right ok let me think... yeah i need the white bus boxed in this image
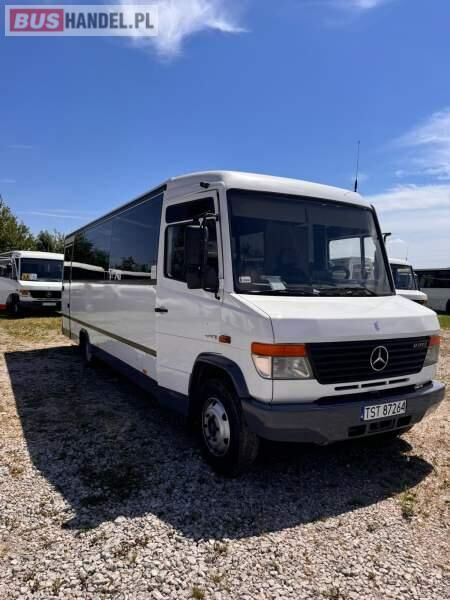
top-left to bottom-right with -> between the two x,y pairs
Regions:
389,259 -> 428,306
416,268 -> 450,314
0,250 -> 63,316
62,171 -> 445,475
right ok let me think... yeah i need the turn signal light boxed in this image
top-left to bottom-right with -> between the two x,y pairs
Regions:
251,343 -> 307,357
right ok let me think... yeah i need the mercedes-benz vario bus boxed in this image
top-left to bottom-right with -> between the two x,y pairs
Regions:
0,250 -> 63,315
62,172 -> 445,475
389,259 -> 428,305
416,268 -> 450,314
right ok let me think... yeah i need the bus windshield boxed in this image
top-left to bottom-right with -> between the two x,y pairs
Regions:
20,258 -> 63,282
390,263 -> 417,290
228,190 -> 393,297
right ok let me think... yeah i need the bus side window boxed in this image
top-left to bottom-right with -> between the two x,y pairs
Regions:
0,261 -> 13,279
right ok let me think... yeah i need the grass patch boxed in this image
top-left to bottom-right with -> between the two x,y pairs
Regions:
439,315 -> 450,330
0,315 -> 62,340
191,586 -> 205,600
400,491 -> 417,520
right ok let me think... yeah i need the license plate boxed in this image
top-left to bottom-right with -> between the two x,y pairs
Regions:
362,400 -> 407,422
42,302 -> 56,306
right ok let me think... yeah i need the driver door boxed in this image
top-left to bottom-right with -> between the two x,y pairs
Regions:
156,192 -> 223,402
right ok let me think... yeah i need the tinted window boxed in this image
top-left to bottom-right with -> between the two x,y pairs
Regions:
165,217 -> 218,284
228,190 -> 392,296
72,221 -> 112,281
109,196 -> 162,284
166,197 -> 214,224
20,259 -> 63,282
424,270 -> 450,289
0,259 -> 13,279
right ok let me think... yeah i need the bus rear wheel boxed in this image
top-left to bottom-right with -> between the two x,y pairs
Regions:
80,332 -> 95,366
198,378 -> 259,477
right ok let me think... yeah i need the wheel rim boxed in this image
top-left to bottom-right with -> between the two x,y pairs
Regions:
202,397 -> 231,457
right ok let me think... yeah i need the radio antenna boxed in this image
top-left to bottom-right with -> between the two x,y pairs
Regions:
353,140 -> 361,193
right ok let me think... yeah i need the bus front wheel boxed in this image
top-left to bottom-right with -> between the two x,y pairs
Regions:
6,295 -> 20,318
198,378 -> 259,477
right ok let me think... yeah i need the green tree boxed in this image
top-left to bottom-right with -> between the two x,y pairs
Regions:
35,229 -> 65,253
0,195 -> 35,253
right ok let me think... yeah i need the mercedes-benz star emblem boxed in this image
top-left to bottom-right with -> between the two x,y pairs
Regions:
370,346 -> 389,372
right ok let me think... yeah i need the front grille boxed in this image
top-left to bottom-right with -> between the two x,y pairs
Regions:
29,290 -> 61,299
308,337 -> 429,385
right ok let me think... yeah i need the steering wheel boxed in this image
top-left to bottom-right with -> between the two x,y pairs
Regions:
331,265 -> 350,281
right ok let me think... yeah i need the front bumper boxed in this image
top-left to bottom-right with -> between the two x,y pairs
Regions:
19,300 -> 61,312
243,381 -> 446,444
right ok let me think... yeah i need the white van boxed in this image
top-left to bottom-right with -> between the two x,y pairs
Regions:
61,171 -> 445,475
389,259 -> 428,305
416,268 -> 450,314
0,250 -> 63,315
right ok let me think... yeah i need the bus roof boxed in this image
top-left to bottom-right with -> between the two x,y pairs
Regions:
0,251 -> 63,261
65,170 -> 369,239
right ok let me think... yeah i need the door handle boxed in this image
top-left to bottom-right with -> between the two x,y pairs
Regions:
155,307 -> 168,313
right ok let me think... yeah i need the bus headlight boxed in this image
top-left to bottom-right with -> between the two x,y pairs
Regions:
424,335 -> 440,367
251,343 -> 313,380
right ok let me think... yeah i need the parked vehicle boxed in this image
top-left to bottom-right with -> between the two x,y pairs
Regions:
389,259 -> 428,305
0,251 -> 63,315
416,268 -> 450,313
62,171 -> 445,475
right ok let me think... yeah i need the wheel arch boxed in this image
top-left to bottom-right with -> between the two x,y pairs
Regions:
188,353 -> 250,421
7,293 -> 19,304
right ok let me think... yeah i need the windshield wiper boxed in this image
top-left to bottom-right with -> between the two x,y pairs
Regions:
316,286 -> 377,297
244,288 -> 318,296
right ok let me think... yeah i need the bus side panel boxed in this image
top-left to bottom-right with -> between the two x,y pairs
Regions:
64,193 -> 163,381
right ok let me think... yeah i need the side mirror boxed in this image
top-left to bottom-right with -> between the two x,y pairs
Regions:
185,224 -> 206,289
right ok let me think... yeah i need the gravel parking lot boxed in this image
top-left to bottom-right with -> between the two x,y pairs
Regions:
0,318 -> 449,600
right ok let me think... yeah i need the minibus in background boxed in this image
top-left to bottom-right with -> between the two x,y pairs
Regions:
0,250 -> 63,316
416,268 -> 450,314
62,171 -> 445,476
389,259 -> 428,306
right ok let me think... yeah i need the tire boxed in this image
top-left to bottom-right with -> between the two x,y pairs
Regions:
6,295 -> 20,318
198,378 -> 259,477
80,332 -> 95,366
446,300 -> 450,315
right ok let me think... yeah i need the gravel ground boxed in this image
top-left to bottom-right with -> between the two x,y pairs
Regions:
0,318 -> 449,600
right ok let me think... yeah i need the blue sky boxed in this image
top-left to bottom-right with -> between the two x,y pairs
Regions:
1,0 -> 449,267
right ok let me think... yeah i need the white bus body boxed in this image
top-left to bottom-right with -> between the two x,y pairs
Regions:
62,171 -> 445,475
389,259 -> 428,306
416,268 -> 450,314
0,250 -> 63,315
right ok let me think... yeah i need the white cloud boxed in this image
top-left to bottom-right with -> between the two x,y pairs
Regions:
328,0 -> 391,11
347,0 -> 388,9
396,107 -> 450,180
122,0 -> 246,59
367,184 -> 450,267
367,183 -> 450,212
19,209 -> 97,220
